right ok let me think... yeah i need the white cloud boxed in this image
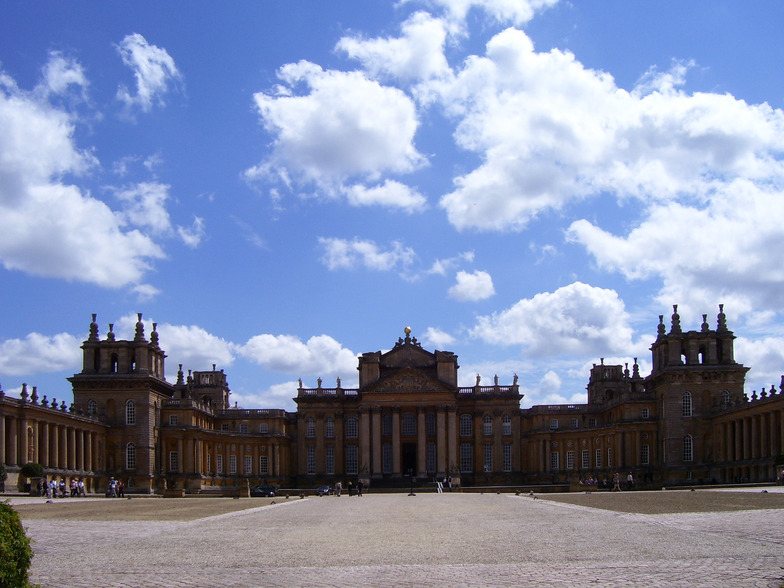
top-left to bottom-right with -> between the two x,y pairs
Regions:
237,334 -> 357,377
423,326 -> 456,348
735,336 -> 784,394
116,33 -> 181,113
343,180 -> 427,212
429,28 -> 784,232
567,179 -> 784,318
318,237 -> 416,271
427,250 -> 474,276
245,61 -> 426,192
114,181 -> 173,233
0,332 -> 81,376
337,11 -> 451,83
177,216 -> 205,248
448,269 -> 495,301
39,52 -> 88,97
471,282 -> 634,357
411,0 -> 560,31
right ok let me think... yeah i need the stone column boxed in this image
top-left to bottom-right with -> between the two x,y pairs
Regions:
273,443 -> 280,477
176,439 -> 183,473
20,417 -> 29,466
734,419 -> 743,462
50,424 -> 59,469
417,408 -> 426,477
436,407 -> 447,474
68,427 -> 76,470
7,415 -> 17,466
85,432 -> 93,472
743,417 -> 751,460
447,408 -> 457,475
40,421 -> 49,468
371,407 -> 382,477
59,426 -> 67,470
76,429 -> 84,471
0,415 -> 5,466
359,408 -> 371,477
392,408 -> 401,476
751,416 -> 758,459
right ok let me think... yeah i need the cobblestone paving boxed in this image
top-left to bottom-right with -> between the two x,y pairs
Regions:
13,490 -> 784,587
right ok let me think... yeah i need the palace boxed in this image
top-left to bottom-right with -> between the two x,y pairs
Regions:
1,305 -> 783,494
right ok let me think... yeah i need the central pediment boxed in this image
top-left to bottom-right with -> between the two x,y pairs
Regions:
363,366 -> 455,396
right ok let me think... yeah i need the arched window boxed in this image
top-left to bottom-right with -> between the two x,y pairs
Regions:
483,414 -> 492,436
87,399 -> 97,417
325,417 -> 334,438
345,416 -> 358,439
502,414 -> 512,436
305,416 -> 315,438
682,391 -> 692,417
126,442 -> 136,470
460,414 -> 473,437
683,435 -> 694,462
125,399 -> 136,425
721,390 -> 730,409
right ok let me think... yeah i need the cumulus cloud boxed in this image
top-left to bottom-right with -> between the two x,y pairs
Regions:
343,180 -> 426,213
236,333 -> 357,377
114,181 -> 173,233
337,11 -> 451,83
0,332 -> 81,376
116,33 -> 181,113
431,28 -> 784,232
39,52 -> 88,98
448,269 -> 495,301
318,237 -> 416,272
0,66 -> 166,287
423,326 -> 456,348
245,60 -> 426,195
410,0 -> 560,31
567,179 -> 784,317
157,323 -> 235,373
471,282 -> 634,357
177,216 -> 206,248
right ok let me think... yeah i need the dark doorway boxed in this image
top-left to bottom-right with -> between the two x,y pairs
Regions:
402,442 -> 417,476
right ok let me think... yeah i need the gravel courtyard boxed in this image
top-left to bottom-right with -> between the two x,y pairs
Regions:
10,487 -> 784,587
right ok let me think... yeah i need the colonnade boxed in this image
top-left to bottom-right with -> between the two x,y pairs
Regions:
718,407 -> 784,481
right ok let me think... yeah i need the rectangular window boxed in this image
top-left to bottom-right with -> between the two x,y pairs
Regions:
216,454 -> 223,474
325,446 -> 335,476
570,418 -> 578,429
169,451 -> 179,473
401,414 -> 416,436
169,415 -> 178,426
460,443 -> 473,473
382,413 -> 392,436
483,443 -> 493,472
641,444 -> 650,465
483,416 -> 492,436
581,450 -> 590,469
550,419 -> 559,430
566,450 -> 575,470
641,408 -> 650,419
345,445 -> 358,475
229,455 -> 237,475
607,448 -> 613,469
502,415 -> 512,436
502,443 -> 512,472
588,418 -> 597,427
426,413 -> 436,436
345,417 -> 358,439
240,423 -> 248,434
259,423 -> 268,434
382,443 -> 392,474
550,451 -> 559,470
259,455 -> 269,475
306,446 -> 316,475
244,455 -> 252,475
595,449 -> 602,469
221,423 -> 229,432
426,441 -> 436,473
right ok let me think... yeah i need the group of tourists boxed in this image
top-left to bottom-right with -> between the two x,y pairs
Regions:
106,477 -> 125,497
42,476 -> 86,498
579,472 -> 635,491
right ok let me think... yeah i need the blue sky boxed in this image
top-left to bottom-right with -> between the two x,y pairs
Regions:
2,1 -> 784,411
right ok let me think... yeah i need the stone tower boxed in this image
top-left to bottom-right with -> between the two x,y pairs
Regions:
645,305 -> 749,483
69,313 -> 171,493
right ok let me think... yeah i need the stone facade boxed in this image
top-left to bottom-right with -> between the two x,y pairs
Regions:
1,307 -> 783,493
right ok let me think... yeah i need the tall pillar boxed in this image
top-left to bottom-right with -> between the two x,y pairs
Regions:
734,420 -> 743,462
0,415 -> 5,466
392,408 -> 401,476
751,416 -> 758,459
76,430 -> 84,471
447,408 -> 457,475
436,407 -> 447,474
743,417 -> 751,460
40,421 -> 49,467
31,420 -> 39,463
20,418 -> 29,465
176,439 -> 183,473
85,432 -> 93,472
371,408 -> 382,477
59,426 -> 67,470
7,416 -> 17,466
50,424 -> 59,469
359,408 -> 371,477
273,443 -> 280,477
68,427 -> 76,470
417,408 -> 426,478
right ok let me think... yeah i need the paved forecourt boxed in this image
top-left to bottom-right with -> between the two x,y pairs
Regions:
12,488 -> 784,587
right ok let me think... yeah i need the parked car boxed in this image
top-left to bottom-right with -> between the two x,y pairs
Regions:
250,485 -> 277,497
315,485 -> 331,496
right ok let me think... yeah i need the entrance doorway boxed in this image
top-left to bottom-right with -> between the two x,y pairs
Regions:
402,443 -> 417,476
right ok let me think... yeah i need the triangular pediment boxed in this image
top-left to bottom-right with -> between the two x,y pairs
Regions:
381,343 -> 435,370
363,366 -> 454,396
